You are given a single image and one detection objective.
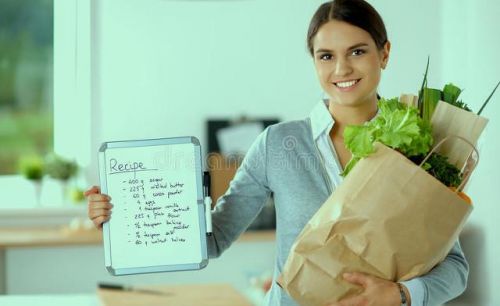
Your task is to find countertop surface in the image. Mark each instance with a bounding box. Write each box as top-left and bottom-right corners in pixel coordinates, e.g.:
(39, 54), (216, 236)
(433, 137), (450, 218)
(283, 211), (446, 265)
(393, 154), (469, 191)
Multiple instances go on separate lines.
(0, 284), (253, 306)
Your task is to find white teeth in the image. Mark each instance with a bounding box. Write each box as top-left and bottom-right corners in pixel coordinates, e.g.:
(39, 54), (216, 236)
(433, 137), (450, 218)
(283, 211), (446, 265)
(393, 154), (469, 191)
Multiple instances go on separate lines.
(336, 79), (358, 88)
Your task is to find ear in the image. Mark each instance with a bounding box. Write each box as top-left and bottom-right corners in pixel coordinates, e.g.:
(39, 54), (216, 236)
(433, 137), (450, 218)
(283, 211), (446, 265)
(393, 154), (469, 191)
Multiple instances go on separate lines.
(380, 41), (391, 69)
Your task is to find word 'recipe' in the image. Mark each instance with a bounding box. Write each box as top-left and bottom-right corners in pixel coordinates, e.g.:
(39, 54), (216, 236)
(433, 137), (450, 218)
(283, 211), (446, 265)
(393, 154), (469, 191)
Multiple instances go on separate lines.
(109, 158), (152, 175)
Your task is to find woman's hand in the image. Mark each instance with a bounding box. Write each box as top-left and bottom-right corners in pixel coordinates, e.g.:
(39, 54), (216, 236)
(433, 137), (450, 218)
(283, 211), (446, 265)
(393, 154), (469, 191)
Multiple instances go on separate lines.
(326, 272), (406, 306)
(84, 185), (113, 230)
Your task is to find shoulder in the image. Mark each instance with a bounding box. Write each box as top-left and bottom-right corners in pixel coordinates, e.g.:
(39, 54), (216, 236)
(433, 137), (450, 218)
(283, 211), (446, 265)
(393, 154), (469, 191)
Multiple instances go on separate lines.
(245, 118), (315, 157)
(261, 118), (314, 154)
(266, 118), (312, 140)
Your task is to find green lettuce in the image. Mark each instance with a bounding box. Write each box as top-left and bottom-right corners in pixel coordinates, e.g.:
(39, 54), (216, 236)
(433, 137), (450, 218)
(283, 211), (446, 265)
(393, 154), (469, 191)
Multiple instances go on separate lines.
(342, 98), (433, 176)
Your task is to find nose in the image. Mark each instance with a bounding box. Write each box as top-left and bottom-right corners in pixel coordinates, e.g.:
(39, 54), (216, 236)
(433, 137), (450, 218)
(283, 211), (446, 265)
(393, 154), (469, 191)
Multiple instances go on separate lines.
(334, 57), (353, 77)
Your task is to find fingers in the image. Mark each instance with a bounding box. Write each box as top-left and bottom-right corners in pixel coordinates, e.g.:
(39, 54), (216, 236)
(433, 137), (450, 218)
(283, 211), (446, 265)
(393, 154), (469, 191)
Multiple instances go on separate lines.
(90, 202), (113, 210)
(91, 215), (110, 230)
(343, 272), (370, 287)
(327, 273), (376, 306)
(84, 185), (101, 197)
(89, 207), (111, 219)
(88, 204), (112, 229)
(88, 200), (113, 219)
(85, 186), (112, 229)
(87, 193), (111, 202)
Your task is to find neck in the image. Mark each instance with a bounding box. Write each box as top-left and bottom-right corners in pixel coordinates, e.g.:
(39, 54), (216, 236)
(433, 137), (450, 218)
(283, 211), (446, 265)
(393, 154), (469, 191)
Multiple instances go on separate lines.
(328, 99), (378, 126)
(327, 97), (379, 139)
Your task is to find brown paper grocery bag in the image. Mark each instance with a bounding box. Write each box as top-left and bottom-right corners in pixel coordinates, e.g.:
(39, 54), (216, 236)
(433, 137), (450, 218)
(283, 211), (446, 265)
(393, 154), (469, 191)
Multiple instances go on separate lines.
(278, 143), (472, 306)
(399, 94), (418, 108)
(430, 101), (488, 167)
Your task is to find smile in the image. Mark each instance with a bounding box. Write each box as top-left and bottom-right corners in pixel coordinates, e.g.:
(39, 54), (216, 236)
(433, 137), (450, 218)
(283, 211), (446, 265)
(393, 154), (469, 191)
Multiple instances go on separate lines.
(333, 79), (361, 89)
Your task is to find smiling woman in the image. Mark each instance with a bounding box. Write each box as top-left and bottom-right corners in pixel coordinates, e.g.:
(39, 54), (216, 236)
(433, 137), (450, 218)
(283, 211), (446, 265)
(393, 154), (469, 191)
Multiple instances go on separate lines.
(84, 1), (469, 306)
(312, 20), (389, 109)
(308, 3), (391, 175)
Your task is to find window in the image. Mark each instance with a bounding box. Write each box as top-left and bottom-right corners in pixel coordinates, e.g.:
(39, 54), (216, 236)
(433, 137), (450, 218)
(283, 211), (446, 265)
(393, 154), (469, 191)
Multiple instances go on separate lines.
(0, 0), (91, 209)
(0, 0), (54, 175)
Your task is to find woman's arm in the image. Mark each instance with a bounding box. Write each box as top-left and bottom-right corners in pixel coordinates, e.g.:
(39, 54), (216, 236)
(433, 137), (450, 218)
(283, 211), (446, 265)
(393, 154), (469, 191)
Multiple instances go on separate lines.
(401, 240), (469, 306)
(207, 128), (272, 258)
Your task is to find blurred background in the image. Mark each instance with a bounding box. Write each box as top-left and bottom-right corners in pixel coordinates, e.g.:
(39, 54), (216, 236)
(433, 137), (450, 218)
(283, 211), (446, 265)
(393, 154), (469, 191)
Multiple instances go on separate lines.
(0, 0), (498, 305)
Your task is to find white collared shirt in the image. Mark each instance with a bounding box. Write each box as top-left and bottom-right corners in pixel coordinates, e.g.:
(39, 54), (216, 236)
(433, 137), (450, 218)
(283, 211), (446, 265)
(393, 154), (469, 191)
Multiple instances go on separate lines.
(309, 99), (345, 191)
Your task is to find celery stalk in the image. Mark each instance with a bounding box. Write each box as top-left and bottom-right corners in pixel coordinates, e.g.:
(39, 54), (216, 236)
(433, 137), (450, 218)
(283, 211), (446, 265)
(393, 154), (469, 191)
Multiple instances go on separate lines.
(422, 88), (441, 122)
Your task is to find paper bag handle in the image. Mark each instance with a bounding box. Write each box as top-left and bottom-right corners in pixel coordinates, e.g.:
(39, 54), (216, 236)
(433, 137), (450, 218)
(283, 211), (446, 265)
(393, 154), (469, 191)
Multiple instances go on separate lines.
(418, 135), (479, 192)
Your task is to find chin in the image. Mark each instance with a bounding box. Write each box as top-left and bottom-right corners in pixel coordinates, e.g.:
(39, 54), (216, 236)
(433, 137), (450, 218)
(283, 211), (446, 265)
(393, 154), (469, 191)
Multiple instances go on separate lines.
(332, 91), (377, 107)
(329, 96), (363, 107)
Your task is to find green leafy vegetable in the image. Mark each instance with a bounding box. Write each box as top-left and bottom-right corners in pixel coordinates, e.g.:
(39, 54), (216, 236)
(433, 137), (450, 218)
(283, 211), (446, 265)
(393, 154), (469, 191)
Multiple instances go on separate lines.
(421, 88), (442, 121)
(441, 83), (472, 111)
(417, 56), (430, 116)
(342, 98), (433, 176)
(417, 59), (500, 116)
(410, 153), (462, 187)
(448, 99), (472, 112)
(442, 83), (462, 104)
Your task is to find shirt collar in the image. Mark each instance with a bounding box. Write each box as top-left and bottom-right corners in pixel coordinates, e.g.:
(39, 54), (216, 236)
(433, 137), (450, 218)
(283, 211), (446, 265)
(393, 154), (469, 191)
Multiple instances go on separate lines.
(309, 99), (381, 141)
(310, 99), (334, 141)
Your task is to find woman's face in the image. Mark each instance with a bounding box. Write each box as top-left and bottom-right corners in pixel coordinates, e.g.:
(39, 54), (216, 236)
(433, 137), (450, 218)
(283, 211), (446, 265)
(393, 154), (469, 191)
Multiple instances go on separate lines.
(312, 20), (390, 108)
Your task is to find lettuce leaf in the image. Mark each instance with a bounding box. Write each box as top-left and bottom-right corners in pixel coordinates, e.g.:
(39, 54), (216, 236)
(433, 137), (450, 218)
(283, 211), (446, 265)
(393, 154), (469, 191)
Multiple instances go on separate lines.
(341, 98), (433, 176)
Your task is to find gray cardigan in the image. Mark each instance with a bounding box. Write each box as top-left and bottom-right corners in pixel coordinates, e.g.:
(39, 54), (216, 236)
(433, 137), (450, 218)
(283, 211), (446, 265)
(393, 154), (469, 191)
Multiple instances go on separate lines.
(207, 118), (468, 306)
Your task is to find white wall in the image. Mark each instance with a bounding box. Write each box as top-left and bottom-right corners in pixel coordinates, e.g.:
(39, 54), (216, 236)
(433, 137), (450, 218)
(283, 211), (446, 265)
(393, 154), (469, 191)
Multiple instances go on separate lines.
(440, 1), (500, 305)
(87, 0), (444, 182)
(90, 0), (321, 159)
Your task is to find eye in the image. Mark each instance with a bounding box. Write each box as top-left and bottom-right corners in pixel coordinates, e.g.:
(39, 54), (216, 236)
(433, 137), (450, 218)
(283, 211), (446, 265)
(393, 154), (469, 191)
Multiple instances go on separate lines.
(351, 49), (366, 56)
(319, 53), (332, 61)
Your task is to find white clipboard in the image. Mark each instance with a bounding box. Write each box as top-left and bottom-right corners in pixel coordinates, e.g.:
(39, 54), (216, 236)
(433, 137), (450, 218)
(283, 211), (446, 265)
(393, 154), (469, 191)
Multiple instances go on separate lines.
(98, 137), (211, 275)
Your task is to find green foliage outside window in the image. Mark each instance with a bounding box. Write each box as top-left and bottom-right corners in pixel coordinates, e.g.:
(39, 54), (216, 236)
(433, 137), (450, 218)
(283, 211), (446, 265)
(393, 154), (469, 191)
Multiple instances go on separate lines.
(0, 0), (53, 174)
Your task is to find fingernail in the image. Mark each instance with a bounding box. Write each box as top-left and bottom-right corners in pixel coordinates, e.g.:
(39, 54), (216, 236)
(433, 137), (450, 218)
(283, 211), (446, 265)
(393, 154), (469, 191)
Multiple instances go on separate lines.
(343, 272), (351, 278)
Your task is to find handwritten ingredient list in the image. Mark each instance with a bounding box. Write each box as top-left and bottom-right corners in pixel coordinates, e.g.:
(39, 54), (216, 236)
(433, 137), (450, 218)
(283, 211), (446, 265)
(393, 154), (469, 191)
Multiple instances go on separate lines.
(104, 144), (202, 269)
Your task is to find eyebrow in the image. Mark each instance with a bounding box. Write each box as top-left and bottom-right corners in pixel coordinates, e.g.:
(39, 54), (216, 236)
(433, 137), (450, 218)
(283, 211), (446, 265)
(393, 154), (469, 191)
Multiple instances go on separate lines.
(315, 43), (369, 54)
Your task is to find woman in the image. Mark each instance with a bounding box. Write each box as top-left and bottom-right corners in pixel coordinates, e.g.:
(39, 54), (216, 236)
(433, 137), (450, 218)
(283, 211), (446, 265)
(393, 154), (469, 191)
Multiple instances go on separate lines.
(86, 1), (468, 305)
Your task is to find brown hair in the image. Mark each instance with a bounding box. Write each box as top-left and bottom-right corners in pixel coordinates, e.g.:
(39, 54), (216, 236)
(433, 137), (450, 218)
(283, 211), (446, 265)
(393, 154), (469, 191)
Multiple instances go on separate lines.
(307, 0), (388, 56)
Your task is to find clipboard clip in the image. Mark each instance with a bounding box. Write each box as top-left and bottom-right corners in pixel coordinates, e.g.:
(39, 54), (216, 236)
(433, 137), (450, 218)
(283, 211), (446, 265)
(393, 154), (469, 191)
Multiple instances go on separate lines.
(203, 171), (213, 236)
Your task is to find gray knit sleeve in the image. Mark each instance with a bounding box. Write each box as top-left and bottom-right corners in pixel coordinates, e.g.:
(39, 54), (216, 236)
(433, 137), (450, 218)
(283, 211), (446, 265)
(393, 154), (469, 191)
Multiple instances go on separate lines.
(206, 127), (272, 258)
(421, 240), (469, 305)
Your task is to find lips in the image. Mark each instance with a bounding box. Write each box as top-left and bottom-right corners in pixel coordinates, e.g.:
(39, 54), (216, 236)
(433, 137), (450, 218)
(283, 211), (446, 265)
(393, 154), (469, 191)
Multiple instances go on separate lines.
(333, 79), (361, 89)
